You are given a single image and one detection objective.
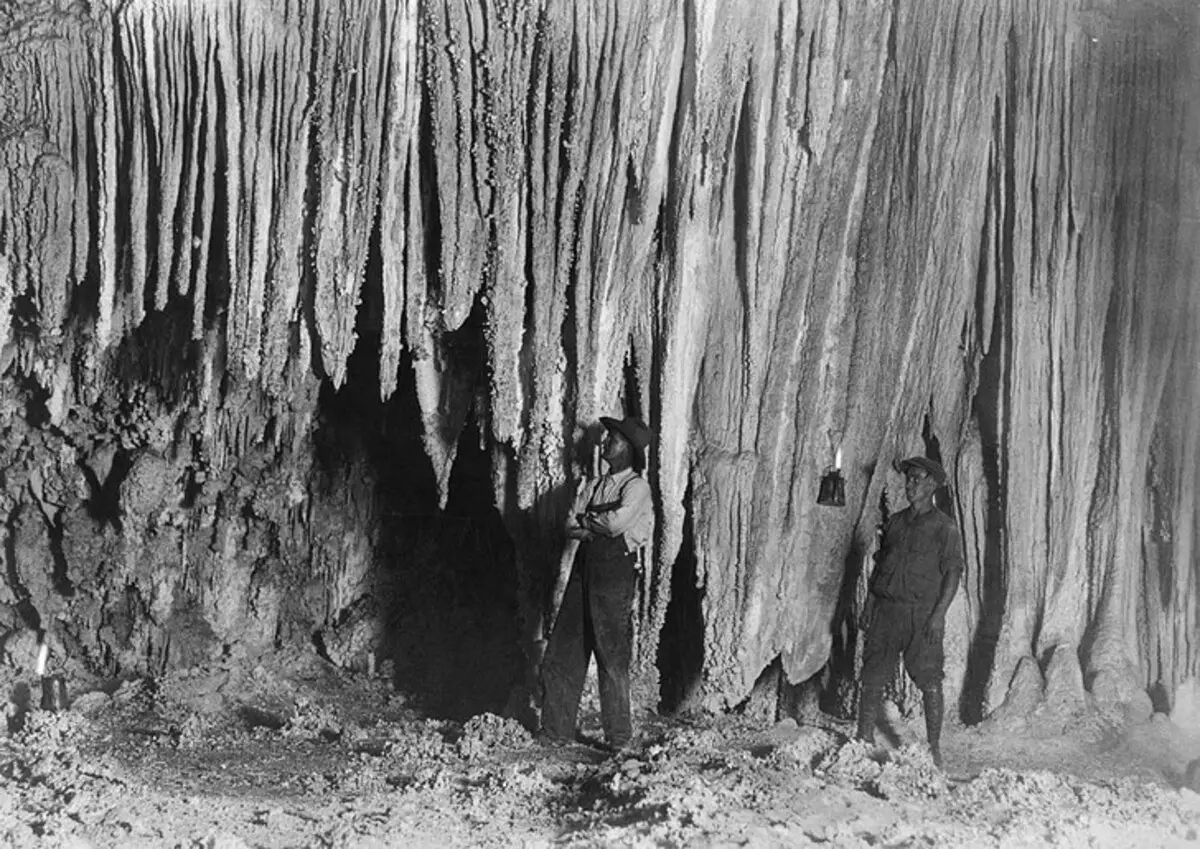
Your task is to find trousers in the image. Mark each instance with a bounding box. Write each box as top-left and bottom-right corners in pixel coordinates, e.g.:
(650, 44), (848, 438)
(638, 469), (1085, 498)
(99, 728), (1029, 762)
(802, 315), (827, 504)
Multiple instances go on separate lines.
(861, 599), (944, 691)
(857, 598), (945, 744)
(540, 535), (636, 746)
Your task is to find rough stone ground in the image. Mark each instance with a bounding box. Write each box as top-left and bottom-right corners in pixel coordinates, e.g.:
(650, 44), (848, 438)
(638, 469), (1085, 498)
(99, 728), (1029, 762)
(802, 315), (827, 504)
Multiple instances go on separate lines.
(1, 650), (1199, 848)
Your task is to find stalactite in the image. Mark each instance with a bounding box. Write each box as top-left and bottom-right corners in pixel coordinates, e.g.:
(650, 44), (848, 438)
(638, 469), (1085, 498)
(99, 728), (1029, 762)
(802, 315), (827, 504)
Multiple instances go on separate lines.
(478, 0), (538, 451)
(30, 40), (77, 336)
(142, 5), (184, 314)
(419, 0), (491, 335)
(117, 6), (151, 333)
(377, 0), (421, 401)
(311, 0), (392, 388)
(259, 0), (313, 397)
(226, 0), (269, 384)
(190, 8), (218, 344)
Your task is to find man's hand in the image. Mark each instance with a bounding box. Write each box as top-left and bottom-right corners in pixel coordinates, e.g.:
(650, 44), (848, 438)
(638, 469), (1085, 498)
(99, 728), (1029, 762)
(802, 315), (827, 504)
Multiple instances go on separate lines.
(567, 513), (595, 541)
(922, 615), (945, 644)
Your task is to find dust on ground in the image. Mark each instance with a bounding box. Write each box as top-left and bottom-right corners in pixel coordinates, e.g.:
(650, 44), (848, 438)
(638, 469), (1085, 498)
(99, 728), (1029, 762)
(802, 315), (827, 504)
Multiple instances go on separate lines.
(1, 649), (1199, 848)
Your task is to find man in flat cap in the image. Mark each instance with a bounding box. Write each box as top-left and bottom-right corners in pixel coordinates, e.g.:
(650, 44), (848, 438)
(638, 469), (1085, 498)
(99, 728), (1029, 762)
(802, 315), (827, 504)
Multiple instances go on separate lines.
(857, 456), (963, 768)
(540, 415), (654, 752)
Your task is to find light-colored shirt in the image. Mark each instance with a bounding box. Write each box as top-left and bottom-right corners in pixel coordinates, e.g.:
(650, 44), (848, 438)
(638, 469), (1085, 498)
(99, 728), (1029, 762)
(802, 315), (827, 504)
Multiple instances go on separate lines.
(565, 467), (654, 552)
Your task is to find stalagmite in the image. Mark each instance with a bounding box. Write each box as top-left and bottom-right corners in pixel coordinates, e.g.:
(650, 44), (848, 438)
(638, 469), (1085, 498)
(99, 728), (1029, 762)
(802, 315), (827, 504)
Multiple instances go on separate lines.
(0, 0), (1195, 725)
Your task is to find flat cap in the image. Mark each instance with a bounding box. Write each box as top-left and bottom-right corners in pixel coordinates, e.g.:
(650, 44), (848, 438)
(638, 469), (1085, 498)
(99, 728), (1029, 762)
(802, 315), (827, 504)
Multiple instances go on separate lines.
(895, 456), (947, 485)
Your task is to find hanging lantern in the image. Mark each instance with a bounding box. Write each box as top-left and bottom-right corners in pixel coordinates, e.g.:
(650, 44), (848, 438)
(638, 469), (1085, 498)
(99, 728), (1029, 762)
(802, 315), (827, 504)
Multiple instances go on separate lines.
(817, 446), (846, 507)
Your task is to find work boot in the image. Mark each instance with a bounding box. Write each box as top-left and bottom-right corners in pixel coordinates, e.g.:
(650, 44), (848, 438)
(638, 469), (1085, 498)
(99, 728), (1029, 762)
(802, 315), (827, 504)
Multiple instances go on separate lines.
(922, 685), (944, 769)
(535, 729), (574, 748)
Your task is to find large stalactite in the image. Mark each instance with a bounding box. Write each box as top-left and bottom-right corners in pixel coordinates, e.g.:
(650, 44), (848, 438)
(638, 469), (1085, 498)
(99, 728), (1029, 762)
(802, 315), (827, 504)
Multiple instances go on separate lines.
(0, 0), (1196, 722)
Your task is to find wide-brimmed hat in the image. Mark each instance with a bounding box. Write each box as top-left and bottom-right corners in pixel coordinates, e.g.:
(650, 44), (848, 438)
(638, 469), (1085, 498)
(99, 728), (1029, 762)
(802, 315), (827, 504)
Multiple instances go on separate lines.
(895, 456), (947, 485)
(600, 416), (653, 464)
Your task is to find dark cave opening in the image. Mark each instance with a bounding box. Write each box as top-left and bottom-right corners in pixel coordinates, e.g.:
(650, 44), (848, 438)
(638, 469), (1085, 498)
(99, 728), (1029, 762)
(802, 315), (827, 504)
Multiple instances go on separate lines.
(313, 327), (522, 721)
(657, 477), (704, 714)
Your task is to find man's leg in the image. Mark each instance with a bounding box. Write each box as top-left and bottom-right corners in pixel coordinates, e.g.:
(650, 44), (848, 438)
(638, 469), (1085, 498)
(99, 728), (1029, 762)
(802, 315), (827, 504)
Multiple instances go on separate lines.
(857, 605), (900, 743)
(856, 664), (890, 744)
(904, 610), (947, 768)
(921, 685), (945, 768)
(588, 540), (636, 748)
(540, 558), (590, 741)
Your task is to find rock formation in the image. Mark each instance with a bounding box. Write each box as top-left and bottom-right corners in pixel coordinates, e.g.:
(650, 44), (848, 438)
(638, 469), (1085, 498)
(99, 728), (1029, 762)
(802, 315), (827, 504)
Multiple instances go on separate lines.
(0, 0), (1196, 722)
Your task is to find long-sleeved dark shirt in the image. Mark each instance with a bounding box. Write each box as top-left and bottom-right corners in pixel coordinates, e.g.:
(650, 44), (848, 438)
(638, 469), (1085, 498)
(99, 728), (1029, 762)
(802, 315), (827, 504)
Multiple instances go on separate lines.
(869, 506), (964, 606)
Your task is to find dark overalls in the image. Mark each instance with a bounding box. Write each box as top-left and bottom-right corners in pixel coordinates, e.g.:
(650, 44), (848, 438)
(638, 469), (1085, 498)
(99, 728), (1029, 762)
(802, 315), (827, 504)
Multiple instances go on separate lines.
(540, 534), (637, 747)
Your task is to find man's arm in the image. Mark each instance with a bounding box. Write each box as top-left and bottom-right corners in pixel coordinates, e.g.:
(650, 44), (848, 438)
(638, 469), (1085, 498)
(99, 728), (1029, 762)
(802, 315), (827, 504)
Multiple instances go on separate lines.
(923, 524), (964, 639)
(582, 476), (651, 538)
(860, 516), (896, 631)
(566, 479), (598, 540)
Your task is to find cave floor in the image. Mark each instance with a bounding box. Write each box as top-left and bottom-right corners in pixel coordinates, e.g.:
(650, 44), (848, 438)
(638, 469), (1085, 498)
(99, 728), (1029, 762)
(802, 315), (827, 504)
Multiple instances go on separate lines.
(2, 651), (1199, 848)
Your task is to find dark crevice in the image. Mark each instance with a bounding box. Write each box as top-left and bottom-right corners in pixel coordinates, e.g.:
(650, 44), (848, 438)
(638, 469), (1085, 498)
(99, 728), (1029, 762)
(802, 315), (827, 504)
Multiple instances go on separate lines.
(415, 35), (445, 311)
(76, 447), (131, 532)
(1079, 281), (1124, 670)
(1148, 436), (1173, 609)
(204, 44), (233, 337)
(885, 0), (900, 70)
(77, 80), (103, 328)
(140, 56), (164, 319)
(521, 8), (548, 446)
(623, 154), (643, 224)
(20, 376), (50, 429)
(920, 412), (942, 466)
(112, 24), (135, 311)
(963, 306), (1007, 724)
(657, 474), (703, 714)
(297, 0), (328, 382)
(357, 179), (386, 343)
(553, 30), (580, 248)
(821, 527), (869, 720)
(731, 68), (753, 305)
(659, 0), (696, 269)
(621, 345), (643, 422)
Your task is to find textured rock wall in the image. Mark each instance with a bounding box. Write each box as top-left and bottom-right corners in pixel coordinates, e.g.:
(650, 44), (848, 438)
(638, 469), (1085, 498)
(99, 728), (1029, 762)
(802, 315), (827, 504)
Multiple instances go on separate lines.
(0, 0), (1196, 718)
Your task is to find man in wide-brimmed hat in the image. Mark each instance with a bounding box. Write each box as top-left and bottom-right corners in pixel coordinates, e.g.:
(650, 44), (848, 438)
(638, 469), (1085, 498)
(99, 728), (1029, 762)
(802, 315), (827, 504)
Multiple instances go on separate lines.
(856, 455), (963, 768)
(540, 415), (654, 752)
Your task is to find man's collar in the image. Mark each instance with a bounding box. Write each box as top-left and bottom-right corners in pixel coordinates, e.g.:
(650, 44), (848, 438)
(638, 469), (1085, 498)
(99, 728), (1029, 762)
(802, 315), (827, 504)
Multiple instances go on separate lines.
(605, 466), (636, 482)
(905, 504), (938, 521)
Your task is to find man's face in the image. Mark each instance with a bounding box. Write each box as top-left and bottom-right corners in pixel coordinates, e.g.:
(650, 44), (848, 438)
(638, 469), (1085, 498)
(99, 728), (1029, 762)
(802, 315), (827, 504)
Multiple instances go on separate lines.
(601, 429), (631, 463)
(904, 467), (939, 504)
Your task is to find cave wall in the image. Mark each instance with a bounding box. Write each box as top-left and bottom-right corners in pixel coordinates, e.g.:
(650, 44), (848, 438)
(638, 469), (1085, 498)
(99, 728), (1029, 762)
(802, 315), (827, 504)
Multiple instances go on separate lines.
(0, 0), (1197, 717)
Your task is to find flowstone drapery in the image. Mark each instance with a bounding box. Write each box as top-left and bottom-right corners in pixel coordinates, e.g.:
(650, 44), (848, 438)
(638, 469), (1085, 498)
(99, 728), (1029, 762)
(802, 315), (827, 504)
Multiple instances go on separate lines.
(0, 0), (1196, 720)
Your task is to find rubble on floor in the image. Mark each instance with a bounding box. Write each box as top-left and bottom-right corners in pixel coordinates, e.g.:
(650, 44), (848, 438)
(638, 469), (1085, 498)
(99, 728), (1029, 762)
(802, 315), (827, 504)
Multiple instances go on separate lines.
(0, 651), (1198, 847)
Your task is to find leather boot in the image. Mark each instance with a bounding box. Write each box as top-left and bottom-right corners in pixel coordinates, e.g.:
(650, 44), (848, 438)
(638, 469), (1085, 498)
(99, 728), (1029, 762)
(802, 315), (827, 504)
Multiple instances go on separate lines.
(922, 685), (944, 768)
